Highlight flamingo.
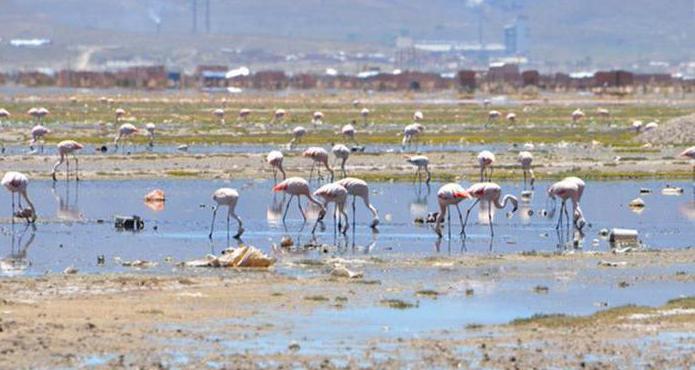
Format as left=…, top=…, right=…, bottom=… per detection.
left=1, top=172, right=36, bottom=223
left=482, top=99, right=491, bottom=108
left=303, top=147, right=334, bottom=182
left=405, top=155, right=431, bottom=184
left=680, top=146, right=695, bottom=179
left=434, top=183, right=471, bottom=237
left=267, top=150, right=286, bottom=182
left=413, top=111, right=424, bottom=122
left=332, top=144, right=350, bottom=178
left=272, top=177, right=325, bottom=223
left=477, top=150, right=496, bottom=182
left=145, top=123, right=156, bottom=147
left=289, top=126, right=306, bottom=149
left=30, top=125, right=50, bottom=153
left=341, top=122, right=358, bottom=144
left=571, top=109, right=585, bottom=124
left=644, top=121, right=658, bottom=131
left=36, top=107, right=49, bottom=122
left=115, top=108, right=126, bottom=121
left=462, top=182, right=518, bottom=238
left=631, top=120, right=643, bottom=132
left=114, top=123, right=138, bottom=152
left=312, top=111, right=324, bottom=125
left=548, top=178, right=586, bottom=231
left=335, top=177, right=379, bottom=229
left=517, top=151, right=535, bottom=189
left=487, top=110, right=501, bottom=126
left=360, top=108, right=369, bottom=125
left=208, top=188, right=244, bottom=239
left=0, top=109, right=10, bottom=120
left=597, top=108, right=610, bottom=120
left=239, top=108, right=251, bottom=122
left=402, top=123, right=424, bottom=150
left=506, top=112, right=517, bottom=123
left=52, top=140, right=84, bottom=181
left=213, top=108, right=225, bottom=124
left=313, top=183, right=348, bottom=234
left=273, top=109, right=286, bottom=124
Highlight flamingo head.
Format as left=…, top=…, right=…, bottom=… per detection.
left=272, top=182, right=288, bottom=192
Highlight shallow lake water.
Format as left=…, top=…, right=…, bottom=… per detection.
left=0, top=178, right=693, bottom=276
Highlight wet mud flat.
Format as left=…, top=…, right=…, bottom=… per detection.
left=0, top=249, right=693, bottom=368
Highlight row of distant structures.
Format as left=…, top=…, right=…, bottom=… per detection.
left=3, top=64, right=694, bottom=94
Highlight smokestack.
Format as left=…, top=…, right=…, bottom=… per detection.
left=191, top=0, right=197, bottom=34
left=205, top=0, right=210, bottom=34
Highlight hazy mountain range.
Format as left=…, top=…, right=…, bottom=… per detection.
left=0, top=0, right=693, bottom=71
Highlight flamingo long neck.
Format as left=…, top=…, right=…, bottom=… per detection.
left=306, top=193, right=325, bottom=210
left=21, top=191, right=35, bottom=213
left=494, top=194, right=517, bottom=210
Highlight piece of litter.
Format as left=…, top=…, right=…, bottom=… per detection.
left=180, top=246, right=274, bottom=268
left=64, top=266, right=78, bottom=274
left=121, top=260, right=157, bottom=268
left=598, top=260, right=627, bottom=267
left=330, top=265, right=364, bottom=279
left=609, top=228, right=640, bottom=246
left=662, top=186, right=684, bottom=195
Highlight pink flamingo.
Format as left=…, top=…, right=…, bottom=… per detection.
left=289, top=126, right=306, bottom=149
left=402, top=123, right=424, bottom=150
left=341, top=123, right=358, bottom=144
left=52, top=140, right=84, bottom=181
left=335, top=177, right=379, bottom=229
left=114, top=123, right=138, bottom=151
left=273, top=109, right=286, bottom=124
left=405, top=155, right=431, bottom=184
left=413, top=111, right=424, bottom=122
left=115, top=108, right=126, bottom=121
left=208, top=188, right=244, bottom=239
left=681, top=146, right=695, bottom=179
left=434, top=183, right=470, bottom=237
left=303, top=147, right=334, bottom=182
left=487, top=110, right=501, bottom=126
left=213, top=108, right=225, bottom=124
left=506, top=112, right=517, bottom=123
left=266, top=150, right=286, bottom=182
left=0, top=109, right=10, bottom=119
left=313, top=183, right=348, bottom=234
left=272, top=177, right=325, bottom=223
left=30, top=125, right=50, bottom=153
left=312, top=111, right=324, bottom=125
left=360, top=108, right=369, bottom=125
left=517, top=151, right=535, bottom=189
left=548, top=178, right=586, bottom=230
left=477, top=150, right=496, bottom=182
left=239, top=108, right=251, bottom=121
left=571, top=109, right=585, bottom=125
left=1, top=171, right=36, bottom=223
left=145, top=123, right=156, bottom=147
left=462, top=182, right=518, bottom=238
left=332, top=144, right=350, bottom=178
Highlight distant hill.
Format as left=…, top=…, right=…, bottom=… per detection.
left=0, top=0, right=693, bottom=71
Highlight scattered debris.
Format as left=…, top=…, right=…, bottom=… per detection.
left=599, top=228, right=610, bottom=237
left=121, top=260, right=157, bottom=268
left=380, top=299, right=417, bottom=309
left=609, top=228, right=640, bottom=246
left=662, top=185, right=684, bottom=195
left=628, top=198, right=645, bottom=208
left=598, top=260, right=627, bottom=267
left=465, top=288, right=475, bottom=296
left=97, top=255, right=105, bottom=265
left=288, top=341, right=301, bottom=352
left=114, top=215, right=145, bottom=231
left=177, top=144, right=189, bottom=152
left=618, top=281, right=630, bottom=288
left=330, top=265, right=363, bottom=279
left=179, top=246, right=274, bottom=268
left=533, top=285, right=549, bottom=294
left=63, top=266, right=78, bottom=274
left=280, top=236, right=294, bottom=248
left=639, top=188, right=652, bottom=194
left=415, top=290, right=441, bottom=298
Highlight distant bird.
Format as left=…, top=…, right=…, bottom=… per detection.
left=548, top=178, right=586, bottom=231
left=644, top=121, right=658, bottom=131
left=402, top=123, right=424, bottom=150
left=506, top=112, right=517, bottom=123
left=335, top=177, right=379, bottom=229
left=0, top=109, right=10, bottom=119
left=145, top=123, right=156, bottom=147
left=360, top=108, right=369, bottom=125
left=312, top=111, right=324, bottom=125
left=405, top=155, right=431, bottom=184
left=30, top=125, right=50, bottom=153
left=289, top=126, right=306, bottom=149
left=115, top=108, right=126, bottom=121
left=517, top=151, right=535, bottom=189
left=266, top=150, right=286, bottom=182
left=208, top=188, right=243, bottom=239
left=272, top=177, right=325, bottom=223
left=239, top=108, right=251, bottom=121
left=597, top=108, right=610, bottom=120
left=114, top=123, right=139, bottom=152
left=434, top=183, right=471, bottom=237
left=631, top=120, right=643, bottom=132
left=462, top=182, right=518, bottom=238
left=477, top=150, right=496, bottom=182
left=413, top=111, right=424, bottom=122
left=313, top=183, right=349, bottom=234
left=51, top=140, right=84, bottom=181
left=332, top=144, right=350, bottom=178
left=303, top=147, right=334, bottom=182
left=28, top=107, right=49, bottom=122
left=213, top=108, right=225, bottom=124
left=273, top=109, right=286, bottom=124
left=487, top=110, right=501, bottom=126
left=1, top=171, right=36, bottom=223
left=341, top=123, right=358, bottom=144
left=482, top=99, right=491, bottom=108
left=571, top=109, right=585, bottom=124
left=680, top=146, right=695, bottom=179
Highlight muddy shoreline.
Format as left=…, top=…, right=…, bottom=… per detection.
left=1, top=249, right=693, bottom=368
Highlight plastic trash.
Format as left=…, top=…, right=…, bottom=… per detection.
left=114, top=215, right=145, bottom=231
left=609, top=228, right=639, bottom=246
